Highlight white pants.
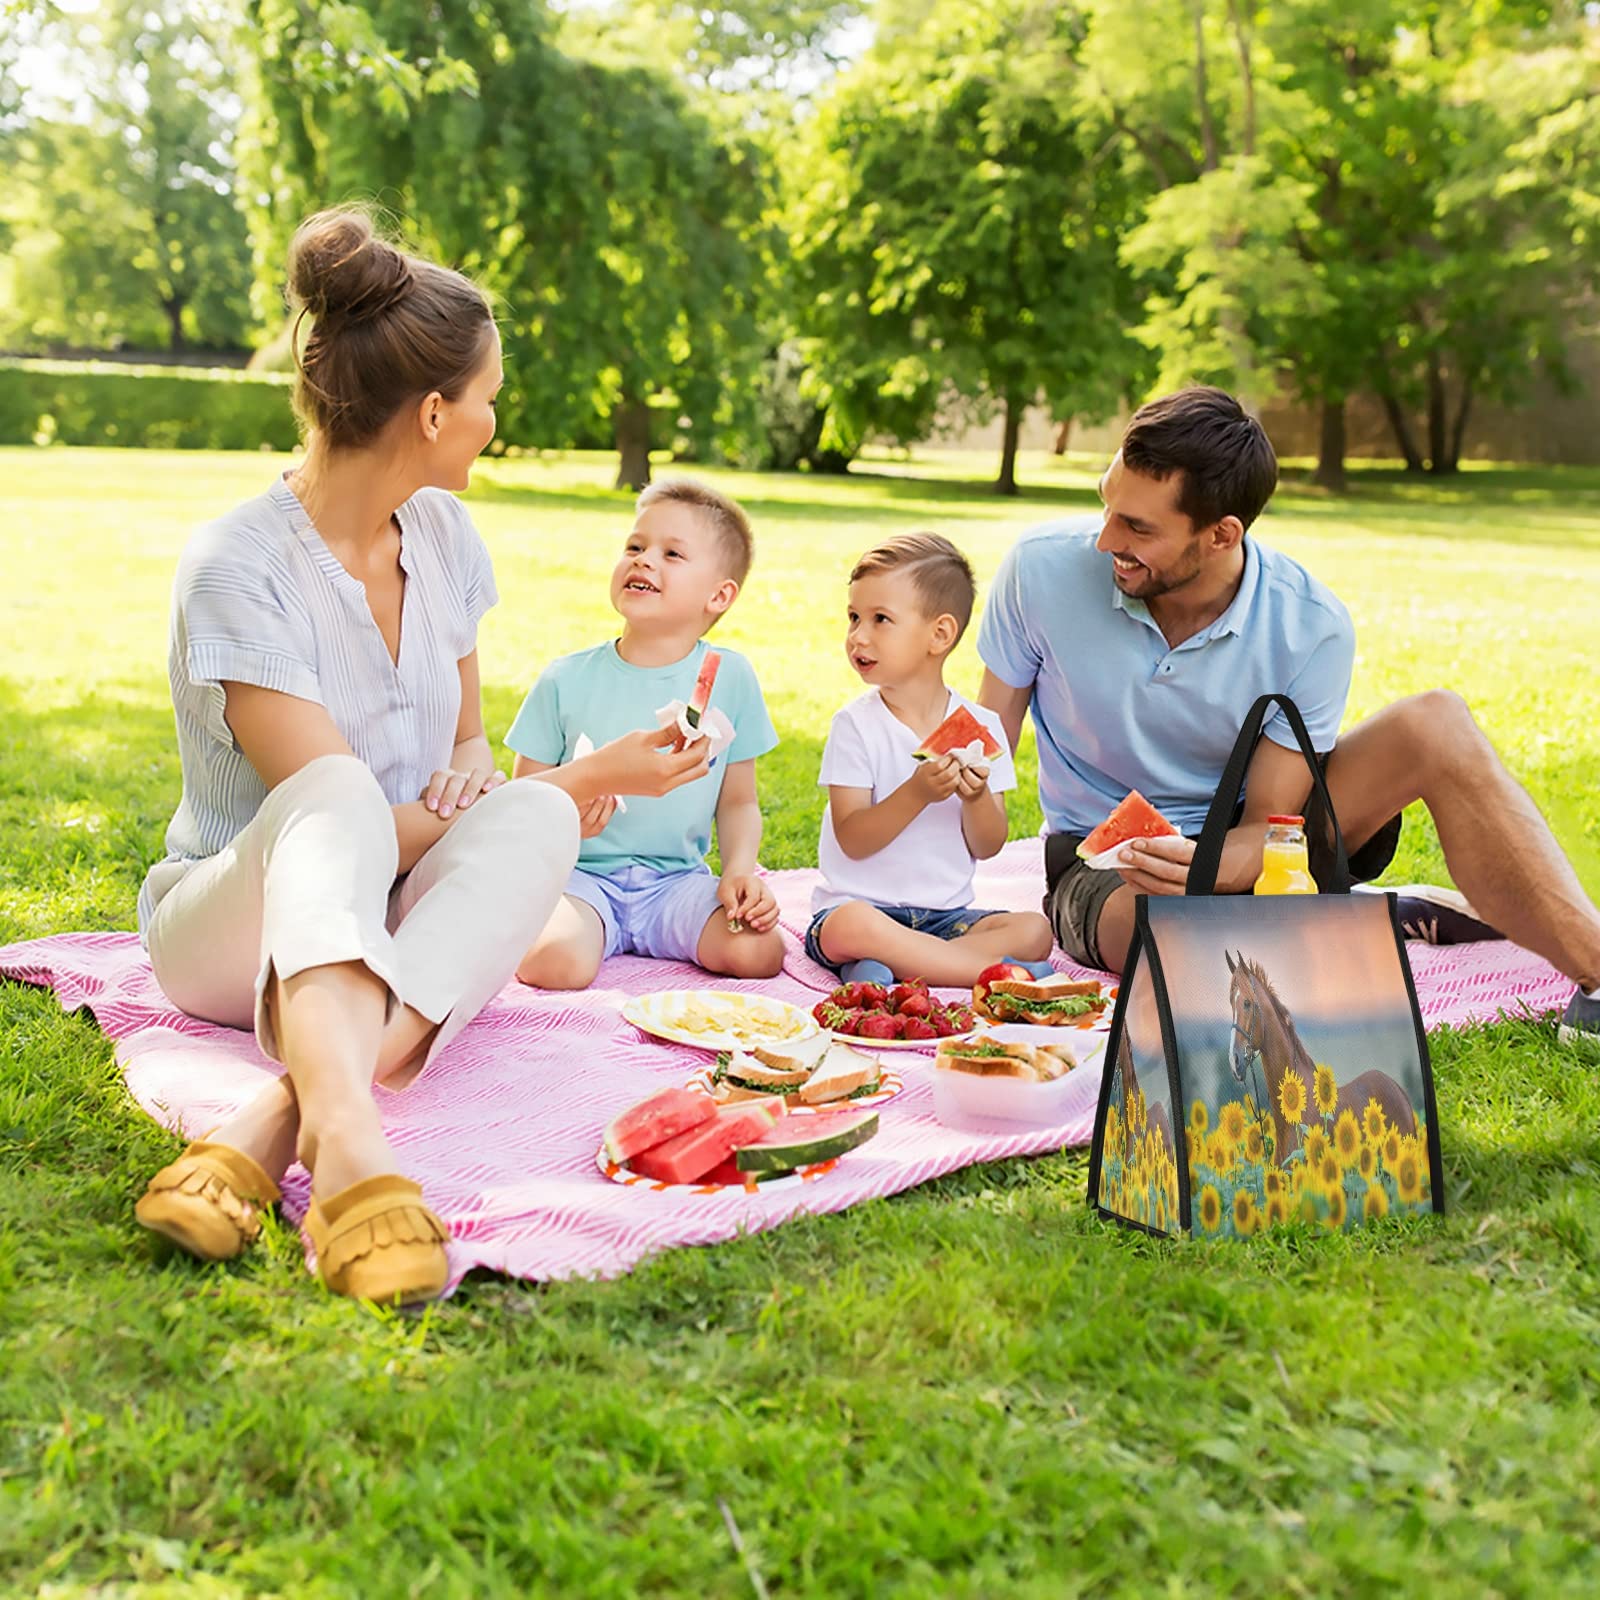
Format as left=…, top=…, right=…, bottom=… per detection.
left=146, top=755, right=579, bottom=1076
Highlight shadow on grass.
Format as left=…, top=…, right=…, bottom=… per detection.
left=467, top=465, right=1106, bottom=524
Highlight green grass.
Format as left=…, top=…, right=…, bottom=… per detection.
left=3, top=444, right=1599, bottom=1597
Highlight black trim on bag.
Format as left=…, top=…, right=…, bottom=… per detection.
left=1085, top=922, right=1140, bottom=1212
left=1138, top=897, right=1192, bottom=1236
left=1189, top=693, right=1351, bottom=897
left=1387, top=893, right=1447, bottom=1216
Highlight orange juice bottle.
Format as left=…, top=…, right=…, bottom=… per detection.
left=1253, top=814, right=1317, bottom=895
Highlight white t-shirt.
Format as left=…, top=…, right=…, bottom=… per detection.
left=813, top=689, right=1017, bottom=916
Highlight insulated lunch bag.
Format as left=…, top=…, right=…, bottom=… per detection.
left=1087, top=694, right=1444, bottom=1239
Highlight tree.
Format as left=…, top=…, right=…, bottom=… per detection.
left=792, top=0, right=1145, bottom=493
left=239, top=0, right=771, bottom=487
left=1087, top=0, right=1600, bottom=483
left=1, top=0, right=254, bottom=353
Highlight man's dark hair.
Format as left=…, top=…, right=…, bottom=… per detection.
left=1121, top=386, right=1279, bottom=532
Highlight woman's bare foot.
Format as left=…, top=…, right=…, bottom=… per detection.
left=206, top=1075, right=300, bottom=1183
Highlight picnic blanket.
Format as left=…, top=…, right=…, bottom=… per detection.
left=0, top=841, right=1571, bottom=1291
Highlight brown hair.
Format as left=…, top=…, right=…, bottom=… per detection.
left=636, top=477, right=755, bottom=588
left=1121, top=386, right=1279, bottom=532
left=287, top=207, right=495, bottom=450
left=850, top=533, right=976, bottom=642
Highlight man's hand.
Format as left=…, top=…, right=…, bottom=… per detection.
left=1114, top=834, right=1196, bottom=896
left=955, top=762, right=990, bottom=801
left=422, top=765, right=506, bottom=819
left=909, top=753, right=962, bottom=806
left=718, top=873, right=779, bottom=934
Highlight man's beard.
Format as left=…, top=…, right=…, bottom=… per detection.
left=1114, top=538, right=1204, bottom=599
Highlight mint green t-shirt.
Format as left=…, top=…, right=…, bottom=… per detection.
left=504, top=639, right=778, bottom=876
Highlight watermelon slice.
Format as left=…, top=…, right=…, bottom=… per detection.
left=913, top=704, right=1002, bottom=765
left=735, top=1108, right=880, bottom=1173
left=602, top=1087, right=716, bottom=1166
left=1077, top=790, right=1180, bottom=865
left=685, top=650, right=722, bottom=730
left=629, top=1100, right=782, bottom=1185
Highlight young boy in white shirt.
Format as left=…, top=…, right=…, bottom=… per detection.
left=805, top=534, right=1054, bottom=987
left=506, top=479, right=784, bottom=987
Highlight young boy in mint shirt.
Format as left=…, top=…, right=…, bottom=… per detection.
left=506, top=479, right=784, bottom=988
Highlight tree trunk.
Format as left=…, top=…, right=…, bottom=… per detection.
left=1227, top=0, right=1256, bottom=158
left=1312, top=396, right=1346, bottom=493
left=1376, top=387, right=1424, bottom=472
left=164, top=297, right=186, bottom=352
left=1052, top=417, right=1071, bottom=456
left=1192, top=2, right=1220, bottom=171
left=1447, top=373, right=1474, bottom=472
left=1425, top=352, right=1454, bottom=474
left=996, top=396, right=1022, bottom=496
left=613, top=398, right=652, bottom=492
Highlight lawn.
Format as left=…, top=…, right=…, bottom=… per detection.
left=3, top=445, right=1599, bottom=1597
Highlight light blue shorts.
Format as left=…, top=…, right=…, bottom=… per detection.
left=565, top=863, right=724, bottom=963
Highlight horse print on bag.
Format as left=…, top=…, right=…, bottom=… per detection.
left=1184, top=945, right=1434, bottom=1237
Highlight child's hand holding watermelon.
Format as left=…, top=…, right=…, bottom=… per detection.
left=909, top=752, right=963, bottom=806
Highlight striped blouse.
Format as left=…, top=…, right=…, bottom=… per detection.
left=137, top=475, right=498, bottom=939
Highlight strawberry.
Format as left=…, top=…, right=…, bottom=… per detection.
left=857, top=1012, right=901, bottom=1041
left=945, top=1004, right=976, bottom=1032
left=895, top=990, right=932, bottom=1019
left=857, top=982, right=890, bottom=1010
left=901, top=1015, right=937, bottom=1040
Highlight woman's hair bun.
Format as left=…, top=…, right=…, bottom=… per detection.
left=288, top=207, right=414, bottom=324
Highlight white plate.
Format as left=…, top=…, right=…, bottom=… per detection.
left=620, top=989, right=821, bottom=1053
left=685, top=1062, right=904, bottom=1111
left=828, top=1029, right=977, bottom=1051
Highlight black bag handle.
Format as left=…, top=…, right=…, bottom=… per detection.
left=1187, top=693, right=1350, bottom=896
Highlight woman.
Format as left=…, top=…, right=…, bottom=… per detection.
left=133, top=209, right=709, bottom=1303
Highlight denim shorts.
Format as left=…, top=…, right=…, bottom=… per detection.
left=566, top=863, right=724, bottom=963
left=804, top=902, right=1004, bottom=974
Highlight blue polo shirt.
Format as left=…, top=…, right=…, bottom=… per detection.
left=976, top=516, right=1354, bottom=837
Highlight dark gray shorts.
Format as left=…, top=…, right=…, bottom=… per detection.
left=1044, top=792, right=1404, bottom=971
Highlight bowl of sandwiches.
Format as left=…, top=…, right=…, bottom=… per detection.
left=932, top=1034, right=1087, bottom=1130
left=972, top=971, right=1109, bottom=1028
left=700, top=1037, right=898, bottom=1111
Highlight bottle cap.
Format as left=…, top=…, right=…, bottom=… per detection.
left=1266, top=814, right=1304, bottom=826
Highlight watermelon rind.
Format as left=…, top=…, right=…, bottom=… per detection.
left=735, top=1109, right=879, bottom=1173
left=686, top=650, right=722, bottom=730
left=603, top=1087, right=717, bottom=1165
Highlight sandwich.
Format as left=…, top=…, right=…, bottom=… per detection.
left=797, top=1043, right=884, bottom=1106
left=976, top=974, right=1106, bottom=1027
left=710, top=1049, right=815, bottom=1104
left=935, top=1036, right=1079, bottom=1083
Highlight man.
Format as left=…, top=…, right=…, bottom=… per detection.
left=976, top=386, right=1600, bottom=1055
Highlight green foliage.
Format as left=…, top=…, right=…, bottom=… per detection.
left=1084, top=0, right=1600, bottom=472
left=790, top=0, right=1145, bottom=491
left=238, top=1, right=773, bottom=486
left=2, top=446, right=1600, bottom=1591
left=0, top=0, right=254, bottom=353
left=0, top=360, right=297, bottom=449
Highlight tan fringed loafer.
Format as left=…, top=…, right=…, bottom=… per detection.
left=304, top=1174, right=449, bottom=1305
left=135, top=1139, right=282, bottom=1262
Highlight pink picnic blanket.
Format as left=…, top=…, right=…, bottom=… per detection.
left=0, top=841, right=1570, bottom=1291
